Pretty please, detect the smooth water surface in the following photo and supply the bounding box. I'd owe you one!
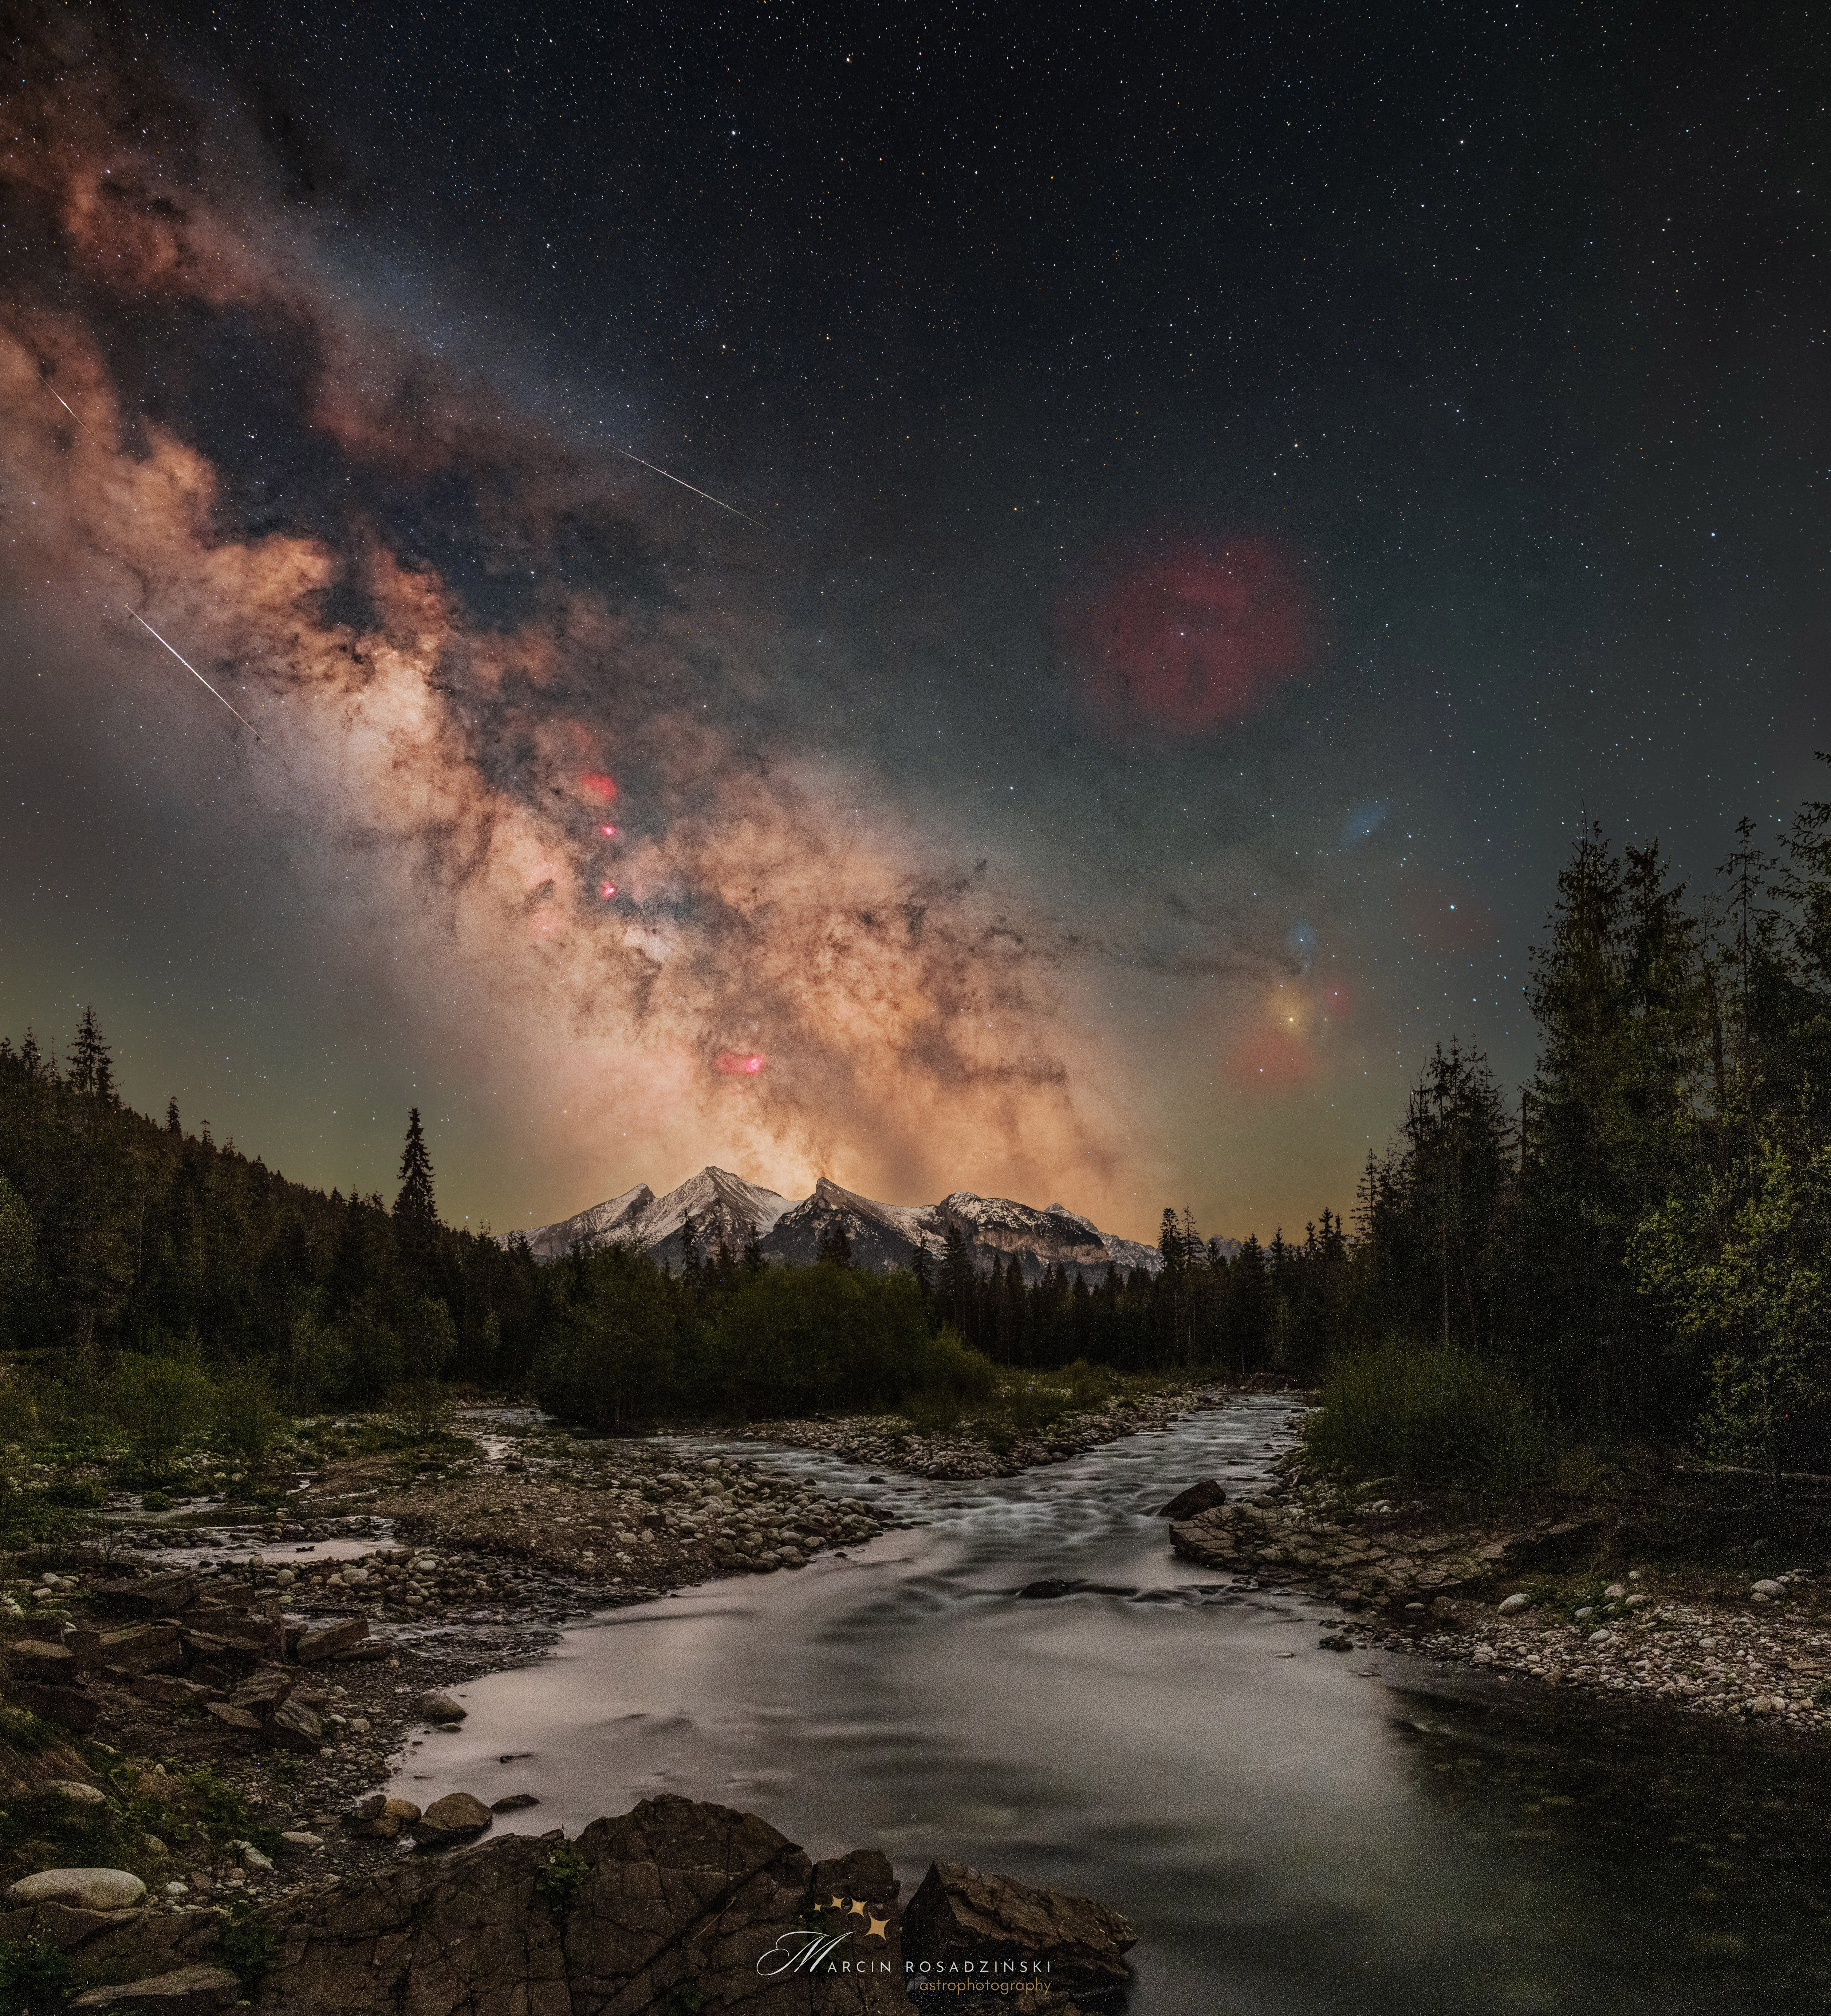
[390,1394,1831,2013]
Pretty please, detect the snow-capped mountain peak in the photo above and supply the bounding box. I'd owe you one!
[521,1167,1176,1280]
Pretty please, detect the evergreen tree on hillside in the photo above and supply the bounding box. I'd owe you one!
[816,1218,854,1267]
[393,1109,437,1228]
[1519,828,1710,1427]
[67,1007,114,1102]
[165,1098,181,1136]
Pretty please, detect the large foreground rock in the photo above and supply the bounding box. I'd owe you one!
[257,1793,914,2014]
[0,1796,1134,2015]
[901,1858,1134,2011]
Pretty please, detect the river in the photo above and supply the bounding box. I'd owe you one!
[388,1392,1831,2013]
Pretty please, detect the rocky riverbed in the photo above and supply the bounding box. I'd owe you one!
[1166,1468,1831,1732]
[0,1423,911,1923]
[737,1379,1226,1478]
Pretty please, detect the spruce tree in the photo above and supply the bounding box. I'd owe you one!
[165,1098,181,1136]
[67,1007,114,1102]
[393,1108,437,1228]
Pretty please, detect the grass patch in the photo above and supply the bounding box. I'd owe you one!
[1307,1341,1555,1495]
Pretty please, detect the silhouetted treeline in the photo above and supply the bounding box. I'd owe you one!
[0,1024,548,1403]
[15,770,1831,1467]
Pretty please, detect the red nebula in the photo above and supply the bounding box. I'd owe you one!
[1065,537,1311,732]
[599,881,617,900]
[600,823,618,837]
[713,1051,767,1077]
[580,773,618,803]
[1225,1026,1316,1091]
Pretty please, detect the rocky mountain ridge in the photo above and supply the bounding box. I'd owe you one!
[523,1166,1181,1282]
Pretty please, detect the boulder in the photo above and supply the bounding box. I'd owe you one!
[1153,1479,1228,1519]
[131,1674,218,1708]
[342,1794,421,1840]
[45,1780,106,1806]
[229,1668,294,1719]
[412,1690,466,1722]
[203,1703,262,1734]
[269,1699,324,1753]
[1496,1593,1532,1615]
[1015,1579,1083,1600]
[412,1792,493,1847]
[12,1682,99,1733]
[8,1869,147,1911]
[490,1792,541,1812]
[97,1624,185,1676]
[6,1639,75,1678]
[902,1857,1134,2011]
[295,1616,368,1664]
[91,1574,197,1617]
[69,1962,241,2011]
[257,1796,902,2014]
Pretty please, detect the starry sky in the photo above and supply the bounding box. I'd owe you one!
[1,0,1826,1243]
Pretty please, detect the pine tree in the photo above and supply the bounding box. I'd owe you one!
[940,1222,977,1339]
[816,1217,854,1267]
[67,1007,114,1102]
[393,1109,437,1228]
[165,1098,181,1136]
[19,1030,40,1081]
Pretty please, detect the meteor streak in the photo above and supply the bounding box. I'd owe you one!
[126,609,265,744]
[611,446,764,529]
[40,376,95,439]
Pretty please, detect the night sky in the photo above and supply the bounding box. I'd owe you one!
[1,1,1826,1243]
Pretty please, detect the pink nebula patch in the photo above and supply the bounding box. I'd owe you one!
[713,1051,767,1077]
[580,773,618,803]
[599,881,618,900]
[1225,1026,1316,1090]
[1065,537,1311,732]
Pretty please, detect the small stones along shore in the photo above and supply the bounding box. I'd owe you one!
[736,1379,1227,1479]
[1167,1466,1831,1733]
[0,1420,907,1917]
[1387,1579,1831,1732]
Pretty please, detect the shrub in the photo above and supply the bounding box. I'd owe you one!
[537,1840,592,1913]
[0,1934,71,2014]
[40,1478,102,1509]
[1306,1341,1553,1494]
[218,1899,279,1988]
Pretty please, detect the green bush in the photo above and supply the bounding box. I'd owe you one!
[0,1933,71,2015]
[1306,1341,1553,1494]
[139,1490,174,1512]
[40,1478,102,1509]
[536,1839,593,1913]
[218,1899,279,1987]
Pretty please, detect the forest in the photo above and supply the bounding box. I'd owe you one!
[6,776,1831,1482]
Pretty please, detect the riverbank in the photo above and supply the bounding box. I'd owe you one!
[1168,1461,1831,1733]
[0,1382,1265,1918]
[0,1420,918,1920]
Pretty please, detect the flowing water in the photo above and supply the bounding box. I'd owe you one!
[389,1393,1831,2013]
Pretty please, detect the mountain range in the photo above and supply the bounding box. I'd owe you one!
[520,1166,1197,1282]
